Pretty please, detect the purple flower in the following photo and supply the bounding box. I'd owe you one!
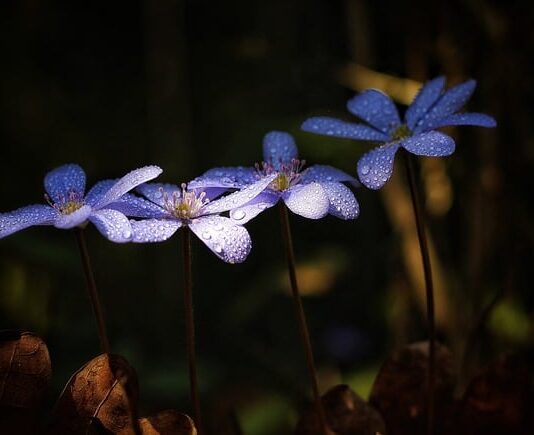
[124,175,277,263]
[0,164,162,243]
[188,131,359,224]
[301,77,497,189]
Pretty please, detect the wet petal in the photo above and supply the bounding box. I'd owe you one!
[282,182,329,219]
[356,143,401,190]
[321,182,359,220]
[85,180,115,206]
[401,131,455,157]
[430,112,497,129]
[53,205,92,229]
[301,117,389,141]
[137,183,181,208]
[0,204,57,238]
[92,165,162,209]
[405,76,446,130]
[190,215,252,264]
[106,193,166,218]
[229,190,280,224]
[44,164,86,203]
[130,218,182,243]
[262,131,298,168]
[188,166,257,190]
[346,89,401,134]
[88,209,133,243]
[300,164,357,185]
[201,173,277,215]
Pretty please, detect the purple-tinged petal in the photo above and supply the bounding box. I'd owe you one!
[302,117,389,141]
[429,112,497,129]
[92,165,162,209]
[189,215,252,264]
[188,166,257,190]
[53,205,92,229]
[85,180,115,206]
[137,183,181,208]
[229,191,280,224]
[262,131,298,168]
[300,164,357,185]
[106,193,167,219]
[129,218,182,243]
[346,90,401,134]
[321,182,359,220]
[282,182,329,219]
[401,131,455,157]
[200,187,229,201]
[405,76,446,130]
[87,209,133,243]
[415,80,476,133]
[357,143,401,190]
[0,204,57,238]
[44,164,86,203]
[201,173,277,215]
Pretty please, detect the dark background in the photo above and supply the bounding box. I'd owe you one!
[1,1,533,433]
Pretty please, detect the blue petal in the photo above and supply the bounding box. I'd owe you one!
[106,193,167,218]
[262,131,298,168]
[414,80,476,133]
[356,143,401,190]
[401,131,455,157]
[44,164,86,203]
[189,215,252,263]
[130,218,182,243]
[282,182,329,219]
[429,112,497,129]
[229,191,280,224]
[301,117,389,141]
[88,209,133,243]
[0,204,57,238]
[321,182,359,220]
[53,205,92,229]
[346,89,401,134]
[85,180,115,206]
[137,183,181,208]
[300,164,357,185]
[201,174,277,215]
[188,166,257,190]
[405,76,446,130]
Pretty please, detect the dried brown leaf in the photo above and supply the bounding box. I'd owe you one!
[139,409,197,435]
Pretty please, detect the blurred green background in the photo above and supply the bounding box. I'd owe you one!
[1,1,533,433]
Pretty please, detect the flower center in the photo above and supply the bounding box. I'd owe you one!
[46,191,85,215]
[391,124,412,141]
[256,159,305,192]
[163,183,209,220]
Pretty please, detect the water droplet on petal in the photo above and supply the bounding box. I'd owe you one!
[214,243,223,253]
[202,231,211,240]
[233,210,246,220]
[361,165,370,175]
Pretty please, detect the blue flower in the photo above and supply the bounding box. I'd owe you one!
[188,131,359,223]
[301,77,497,189]
[0,164,162,242]
[123,175,277,263]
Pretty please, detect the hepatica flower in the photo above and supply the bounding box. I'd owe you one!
[188,131,359,223]
[0,164,162,242]
[302,77,496,189]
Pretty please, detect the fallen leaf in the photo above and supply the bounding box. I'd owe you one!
[139,409,197,434]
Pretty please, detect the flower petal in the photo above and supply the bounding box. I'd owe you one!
[346,89,401,134]
[321,182,359,220]
[189,215,252,263]
[137,183,181,207]
[429,112,497,129]
[54,205,92,229]
[262,131,298,168]
[87,209,134,243]
[414,80,476,133]
[129,218,182,243]
[356,143,401,190]
[401,131,455,157]
[188,166,257,190]
[229,191,280,224]
[300,164,357,185]
[405,76,446,130]
[107,193,167,218]
[85,180,115,206]
[301,117,389,141]
[0,205,57,238]
[92,165,163,209]
[201,173,277,215]
[282,182,329,219]
[44,164,86,203]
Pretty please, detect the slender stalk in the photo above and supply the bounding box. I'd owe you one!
[278,203,329,435]
[403,153,435,435]
[181,227,204,435]
[74,228,111,355]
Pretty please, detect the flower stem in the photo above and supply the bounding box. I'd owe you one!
[278,203,329,435]
[74,228,111,355]
[403,153,435,435]
[181,226,204,435]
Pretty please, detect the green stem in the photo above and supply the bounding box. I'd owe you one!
[278,203,329,435]
[404,153,435,435]
[74,228,111,355]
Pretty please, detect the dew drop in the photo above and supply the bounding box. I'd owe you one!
[233,210,246,220]
[214,243,223,253]
[202,231,211,240]
[361,165,370,175]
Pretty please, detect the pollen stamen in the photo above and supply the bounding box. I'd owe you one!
[162,183,209,220]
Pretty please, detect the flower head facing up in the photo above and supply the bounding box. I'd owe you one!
[161,183,209,220]
[301,77,497,189]
[0,163,162,243]
[188,131,360,224]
